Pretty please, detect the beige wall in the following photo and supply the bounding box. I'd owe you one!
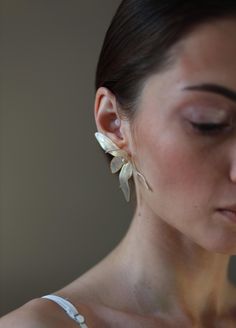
[1,0,236,317]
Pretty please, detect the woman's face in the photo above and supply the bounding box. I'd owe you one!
[131,18,236,254]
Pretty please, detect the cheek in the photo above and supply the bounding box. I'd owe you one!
[136,129,213,218]
[141,134,198,192]
[156,147,199,194]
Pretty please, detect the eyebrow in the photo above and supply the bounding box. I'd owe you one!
[182,83,236,103]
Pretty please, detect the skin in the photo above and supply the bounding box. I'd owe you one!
[1,16,236,328]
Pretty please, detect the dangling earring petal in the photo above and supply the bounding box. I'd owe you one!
[135,170,151,191]
[119,162,133,202]
[110,157,124,174]
[131,161,151,191]
[94,131,151,202]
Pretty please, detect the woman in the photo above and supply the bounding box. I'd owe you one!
[1,0,236,327]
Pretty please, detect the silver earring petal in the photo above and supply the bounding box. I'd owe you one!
[94,131,150,202]
[134,170,151,191]
[95,132,129,160]
[119,162,133,202]
[131,161,151,191]
[94,132,119,153]
[110,157,125,174]
[107,149,129,159]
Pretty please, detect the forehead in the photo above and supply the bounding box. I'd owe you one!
[176,17,236,82]
[141,17,236,102]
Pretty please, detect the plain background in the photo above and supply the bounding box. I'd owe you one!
[1,0,236,317]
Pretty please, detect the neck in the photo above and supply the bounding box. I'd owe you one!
[113,204,232,324]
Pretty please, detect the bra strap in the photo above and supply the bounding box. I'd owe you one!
[41,294,88,328]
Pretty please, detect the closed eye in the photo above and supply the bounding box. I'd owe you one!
[190,122,230,135]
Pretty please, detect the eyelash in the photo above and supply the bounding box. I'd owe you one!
[190,122,230,135]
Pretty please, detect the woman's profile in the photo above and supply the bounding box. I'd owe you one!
[2,0,236,326]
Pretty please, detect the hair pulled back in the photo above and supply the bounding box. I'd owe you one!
[95,0,236,122]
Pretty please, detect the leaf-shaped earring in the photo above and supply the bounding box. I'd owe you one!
[94,132,151,202]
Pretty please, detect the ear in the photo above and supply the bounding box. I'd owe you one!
[94,87,131,153]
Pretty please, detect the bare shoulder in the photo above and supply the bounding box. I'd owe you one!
[0,297,104,328]
[0,299,53,328]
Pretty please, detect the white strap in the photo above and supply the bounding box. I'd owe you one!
[41,294,88,328]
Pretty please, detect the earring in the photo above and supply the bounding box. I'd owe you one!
[94,132,150,202]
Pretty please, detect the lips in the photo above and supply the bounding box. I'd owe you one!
[218,209,236,223]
